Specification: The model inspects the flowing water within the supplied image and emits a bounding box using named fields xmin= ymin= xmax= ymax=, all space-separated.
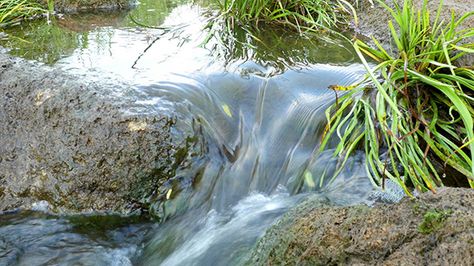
xmin=0 ymin=1 xmax=380 ymax=265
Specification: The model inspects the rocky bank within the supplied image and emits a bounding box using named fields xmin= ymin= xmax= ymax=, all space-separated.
xmin=248 ymin=188 xmax=474 ymax=265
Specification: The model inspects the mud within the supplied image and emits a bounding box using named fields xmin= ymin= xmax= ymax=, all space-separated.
xmin=0 ymin=53 xmax=198 ymax=214
xmin=248 ymin=187 xmax=474 ymax=265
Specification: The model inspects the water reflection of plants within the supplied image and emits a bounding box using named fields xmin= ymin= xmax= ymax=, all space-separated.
xmin=126 ymin=0 xmax=189 ymax=27
xmin=321 ymin=0 xmax=474 ymax=193
xmin=0 ymin=0 xmax=45 ymax=27
xmin=195 ymin=0 xmax=361 ymax=72
xmin=202 ymin=19 xmax=355 ymax=73
xmin=0 ymin=13 xmax=122 ymax=64
xmin=128 ymin=2 xmax=356 ymax=73
xmin=1 ymin=18 xmax=78 ymax=63
xmin=0 ymin=0 xmax=192 ymax=64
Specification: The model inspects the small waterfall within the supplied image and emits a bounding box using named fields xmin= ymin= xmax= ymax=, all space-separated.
xmin=134 ymin=63 xmax=373 ymax=265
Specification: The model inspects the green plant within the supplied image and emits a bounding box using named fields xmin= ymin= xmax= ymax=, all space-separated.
xmin=321 ymin=0 xmax=474 ymax=194
xmin=0 ymin=0 xmax=46 ymax=27
xmin=212 ymin=0 xmax=357 ymax=31
xmin=46 ymin=0 xmax=53 ymax=14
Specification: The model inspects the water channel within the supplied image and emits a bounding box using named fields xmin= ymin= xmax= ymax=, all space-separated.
xmin=0 ymin=1 xmax=381 ymax=265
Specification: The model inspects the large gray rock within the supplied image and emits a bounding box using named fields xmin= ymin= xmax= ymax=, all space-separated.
xmin=248 ymin=187 xmax=474 ymax=265
xmin=0 ymin=53 xmax=198 ymax=214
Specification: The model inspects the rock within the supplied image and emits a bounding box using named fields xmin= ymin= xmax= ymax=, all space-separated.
xmin=37 ymin=0 xmax=133 ymax=13
xmin=247 ymin=187 xmax=474 ymax=265
xmin=349 ymin=0 xmax=474 ymax=66
xmin=0 ymin=53 xmax=199 ymax=214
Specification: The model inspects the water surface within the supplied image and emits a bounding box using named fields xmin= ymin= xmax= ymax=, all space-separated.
xmin=0 ymin=1 xmax=374 ymax=265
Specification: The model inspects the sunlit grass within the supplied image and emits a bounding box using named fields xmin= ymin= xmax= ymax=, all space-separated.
xmin=321 ymin=0 xmax=474 ymax=194
xmin=0 ymin=0 xmax=46 ymax=27
xmin=211 ymin=0 xmax=357 ymax=32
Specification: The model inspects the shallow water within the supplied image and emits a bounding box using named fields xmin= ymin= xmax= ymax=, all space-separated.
xmin=0 ymin=1 xmax=376 ymax=265
xmin=0 ymin=210 xmax=151 ymax=265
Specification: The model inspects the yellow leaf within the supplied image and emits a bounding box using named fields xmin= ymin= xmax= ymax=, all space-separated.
xmin=166 ymin=189 xmax=173 ymax=200
xmin=222 ymin=104 xmax=233 ymax=118
xmin=328 ymin=84 xmax=355 ymax=91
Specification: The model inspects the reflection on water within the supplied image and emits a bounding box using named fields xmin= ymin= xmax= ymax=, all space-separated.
xmin=0 ymin=0 xmax=356 ymax=81
xmin=0 ymin=0 xmax=373 ymax=265
xmin=204 ymin=17 xmax=356 ymax=74
xmin=0 ymin=0 xmax=189 ymax=65
xmin=0 ymin=211 xmax=151 ymax=265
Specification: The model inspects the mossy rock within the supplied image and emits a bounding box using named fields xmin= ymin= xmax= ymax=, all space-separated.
xmin=37 ymin=0 xmax=132 ymax=13
xmin=248 ymin=188 xmax=474 ymax=265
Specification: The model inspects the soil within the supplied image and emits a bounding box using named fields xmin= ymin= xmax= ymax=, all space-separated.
xmin=248 ymin=187 xmax=474 ymax=265
xmin=0 ymin=53 xmax=199 ymax=214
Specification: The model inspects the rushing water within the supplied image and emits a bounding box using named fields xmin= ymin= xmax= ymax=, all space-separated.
xmin=0 ymin=1 xmax=381 ymax=265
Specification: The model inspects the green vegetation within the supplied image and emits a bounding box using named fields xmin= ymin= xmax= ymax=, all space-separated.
xmin=418 ymin=209 xmax=451 ymax=234
xmin=321 ymin=0 xmax=474 ymax=194
xmin=0 ymin=0 xmax=46 ymax=27
xmin=212 ymin=0 xmax=357 ymax=31
xmin=201 ymin=0 xmax=362 ymax=74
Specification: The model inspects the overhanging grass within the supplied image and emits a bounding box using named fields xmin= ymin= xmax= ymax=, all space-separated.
xmin=0 ymin=0 xmax=46 ymax=27
xmin=321 ymin=0 xmax=474 ymax=194
xmin=212 ymin=0 xmax=357 ymax=31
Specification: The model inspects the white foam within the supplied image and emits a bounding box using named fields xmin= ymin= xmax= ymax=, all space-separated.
xmin=30 ymin=200 xmax=50 ymax=212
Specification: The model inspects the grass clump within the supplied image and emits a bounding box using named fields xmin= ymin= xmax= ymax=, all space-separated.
xmin=321 ymin=0 xmax=474 ymax=194
xmin=212 ymin=0 xmax=357 ymax=31
xmin=0 ymin=0 xmax=46 ymax=27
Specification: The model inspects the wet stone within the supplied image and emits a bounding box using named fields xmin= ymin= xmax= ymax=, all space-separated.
xmin=0 ymin=53 xmax=197 ymax=214
xmin=247 ymin=187 xmax=474 ymax=266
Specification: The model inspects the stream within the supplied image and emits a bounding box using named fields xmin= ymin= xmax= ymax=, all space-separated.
xmin=1 ymin=1 xmax=379 ymax=265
